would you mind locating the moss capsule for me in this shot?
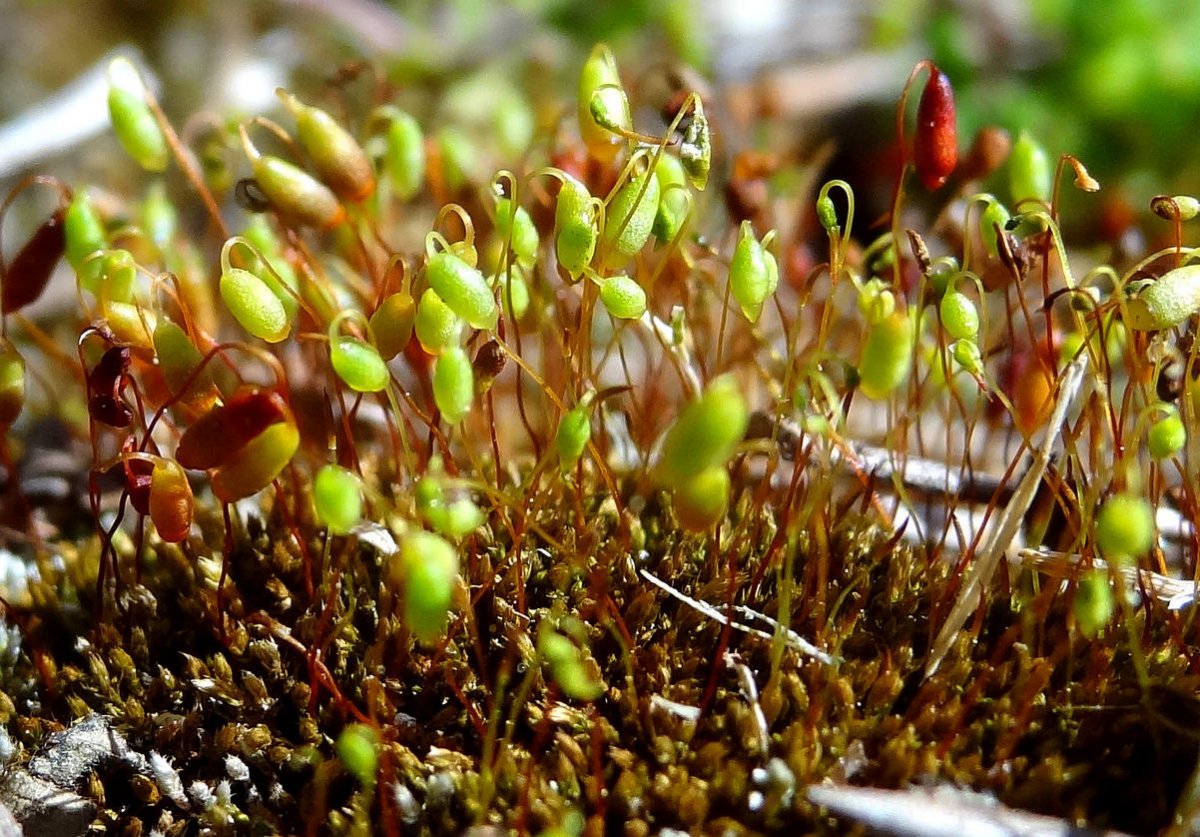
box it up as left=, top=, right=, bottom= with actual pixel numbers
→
left=729, top=221, right=778, bottom=324
left=314, top=464, right=364, bottom=535
left=211, top=419, right=300, bottom=503
left=414, top=289, right=464, bottom=355
left=336, top=724, right=379, bottom=787
left=220, top=267, right=290, bottom=343
left=494, top=197, right=539, bottom=269
left=601, top=163, right=660, bottom=269
left=599, top=274, right=646, bottom=320
left=671, top=465, right=731, bottom=532
left=940, top=289, right=979, bottom=340
left=1125, top=265, right=1200, bottom=331
left=1148, top=410, right=1186, bottom=459
left=538, top=621, right=603, bottom=701
left=381, top=108, right=425, bottom=201
left=980, top=198, right=1010, bottom=259
left=652, top=374, right=749, bottom=488
left=370, top=292, right=416, bottom=360
left=106, top=57, right=168, bottom=172
left=857, top=310, right=914, bottom=400
left=1095, top=492, right=1154, bottom=564
left=278, top=89, right=375, bottom=203
left=1009, top=131, right=1052, bottom=206
left=395, top=530, right=459, bottom=644
left=0, top=345, right=25, bottom=428
left=555, top=175, right=599, bottom=280
left=148, top=458, right=193, bottom=543
left=577, top=44, right=630, bottom=162
left=4, top=208, right=65, bottom=314
left=426, top=250, right=498, bottom=331
left=432, top=346, right=473, bottom=425
left=1074, top=570, right=1113, bottom=639
left=64, top=191, right=107, bottom=286
left=153, top=319, right=216, bottom=406
left=330, top=334, right=389, bottom=393
left=652, top=152, right=690, bottom=243
left=555, top=406, right=591, bottom=471
left=912, top=66, right=957, bottom=191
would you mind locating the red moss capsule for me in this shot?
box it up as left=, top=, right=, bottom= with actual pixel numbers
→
left=4, top=208, right=66, bottom=314
left=87, top=345, right=133, bottom=428
left=175, top=388, right=290, bottom=471
left=148, top=458, right=193, bottom=542
left=912, top=66, right=957, bottom=191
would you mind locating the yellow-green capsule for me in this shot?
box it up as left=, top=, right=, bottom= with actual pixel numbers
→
left=314, top=464, right=364, bottom=535
left=671, top=465, right=730, bottom=532
left=336, top=724, right=379, bottom=786
left=426, top=251, right=498, bottom=331
left=1148, top=410, right=1186, bottom=460
left=601, top=164, right=660, bottom=269
left=394, top=530, right=460, bottom=644
left=90, top=249, right=137, bottom=302
left=857, top=310, right=914, bottom=400
left=106, top=57, right=168, bottom=173
left=211, top=419, right=300, bottom=503
left=729, top=221, right=778, bottom=323
left=370, top=292, right=416, bottom=360
left=494, top=197, right=539, bottom=269
left=414, top=289, right=464, bottom=355
left=652, top=152, right=690, bottom=243
left=380, top=107, right=425, bottom=201
left=0, top=345, right=25, bottom=428
left=1074, top=570, right=1114, bottom=639
left=652, top=374, right=748, bottom=488
left=64, top=191, right=107, bottom=287
left=599, top=274, right=646, bottom=320
left=153, top=319, right=215, bottom=404
left=979, top=198, right=1010, bottom=259
left=141, top=181, right=177, bottom=251
left=1125, top=265, right=1200, bottom=331
left=432, top=346, right=473, bottom=425
left=940, top=289, right=979, bottom=340
left=1009, top=131, right=1052, bottom=206
left=538, top=621, right=603, bottom=701
left=555, top=175, right=598, bottom=280
left=577, top=44, right=630, bottom=162
left=1095, top=493, right=1154, bottom=564
left=330, top=333, right=390, bottom=393
left=220, top=267, right=290, bottom=343
left=278, top=89, right=375, bottom=203
left=555, top=406, right=591, bottom=471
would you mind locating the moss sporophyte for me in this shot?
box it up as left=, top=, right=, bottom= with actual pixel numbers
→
left=0, top=35, right=1195, bottom=835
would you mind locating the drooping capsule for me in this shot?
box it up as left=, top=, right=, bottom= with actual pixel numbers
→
left=3, top=208, right=65, bottom=314
left=278, top=89, right=375, bottom=203
left=425, top=251, right=498, bottom=331
left=652, top=374, right=748, bottom=488
left=432, top=346, right=474, bottom=425
left=240, top=126, right=344, bottom=230
left=577, top=44, right=631, bottom=162
left=106, top=57, right=168, bottom=173
left=554, top=175, right=599, bottom=280
left=1125, top=265, right=1200, bottom=331
left=728, top=221, right=778, bottom=324
left=601, top=162, right=660, bottom=269
left=857, top=310, right=914, bottom=400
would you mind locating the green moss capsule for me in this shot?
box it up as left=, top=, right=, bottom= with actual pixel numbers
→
left=370, top=292, right=416, bottom=360
left=241, top=126, right=344, bottom=230
left=0, top=345, right=25, bottom=428
left=330, top=331, right=389, bottom=393
left=415, top=289, right=464, bottom=355
left=652, top=374, right=749, bottom=488
left=90, top=249, right=136, bottom=303
left=314, top=464, right=364, bottom=535
left=1009, top=131, right=1052, bottom=206
left=240, top=217, right=300, bottom=324
left=64, top=191, right=107, bottom=287
left=336, top=724, right=379, bottom=787
left=141, top=181, right=177, bottom=250
left=652, top=152, right=690, bottom=243
left=555, top=406, right=591, bottom=471
left=381, top=107, right=425, bottom=201
left=278, top=89, right=375, bottom=203
left=671, top=465, right=730, bottom=532
left=1125, top=265, right=1200, bottom=331
left=858, top=310, right=914, bottom=400
left=501, top=269, right=530, bottom=321
left=106, top=57, right=168, bottom=173
left=494, top=197, right=539, bottom=269
left=555, top=175, right=599, bottom=280
left=940, top=288, right=979, bottom=340
left=1095, top=492, right=1154, bottom=564
left=220, top=267, right=290, bottom=343
left=394, top=530, right=459, bottom=644
left=578, top=44, right=630, bottom=162
left=1074, top=570, right=1114, bottom=639
left=153, top=319, right=215, bottom=405
left=433, top=346, right=473, bottom=425
left=601, top=163, right=660, bottom=269
left=729, top=221, right=778, bottom=323
left=599, top=274, right=646, bottom=320
left=538, top=621, right=603, bottom=701
left=1148, top=410, right=1186, bottom=459
left=979, top=198, right=1010, bottom=259
left=426, top=251, right=498, bottom=331
left=951, top=339, right=983, bottom=376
